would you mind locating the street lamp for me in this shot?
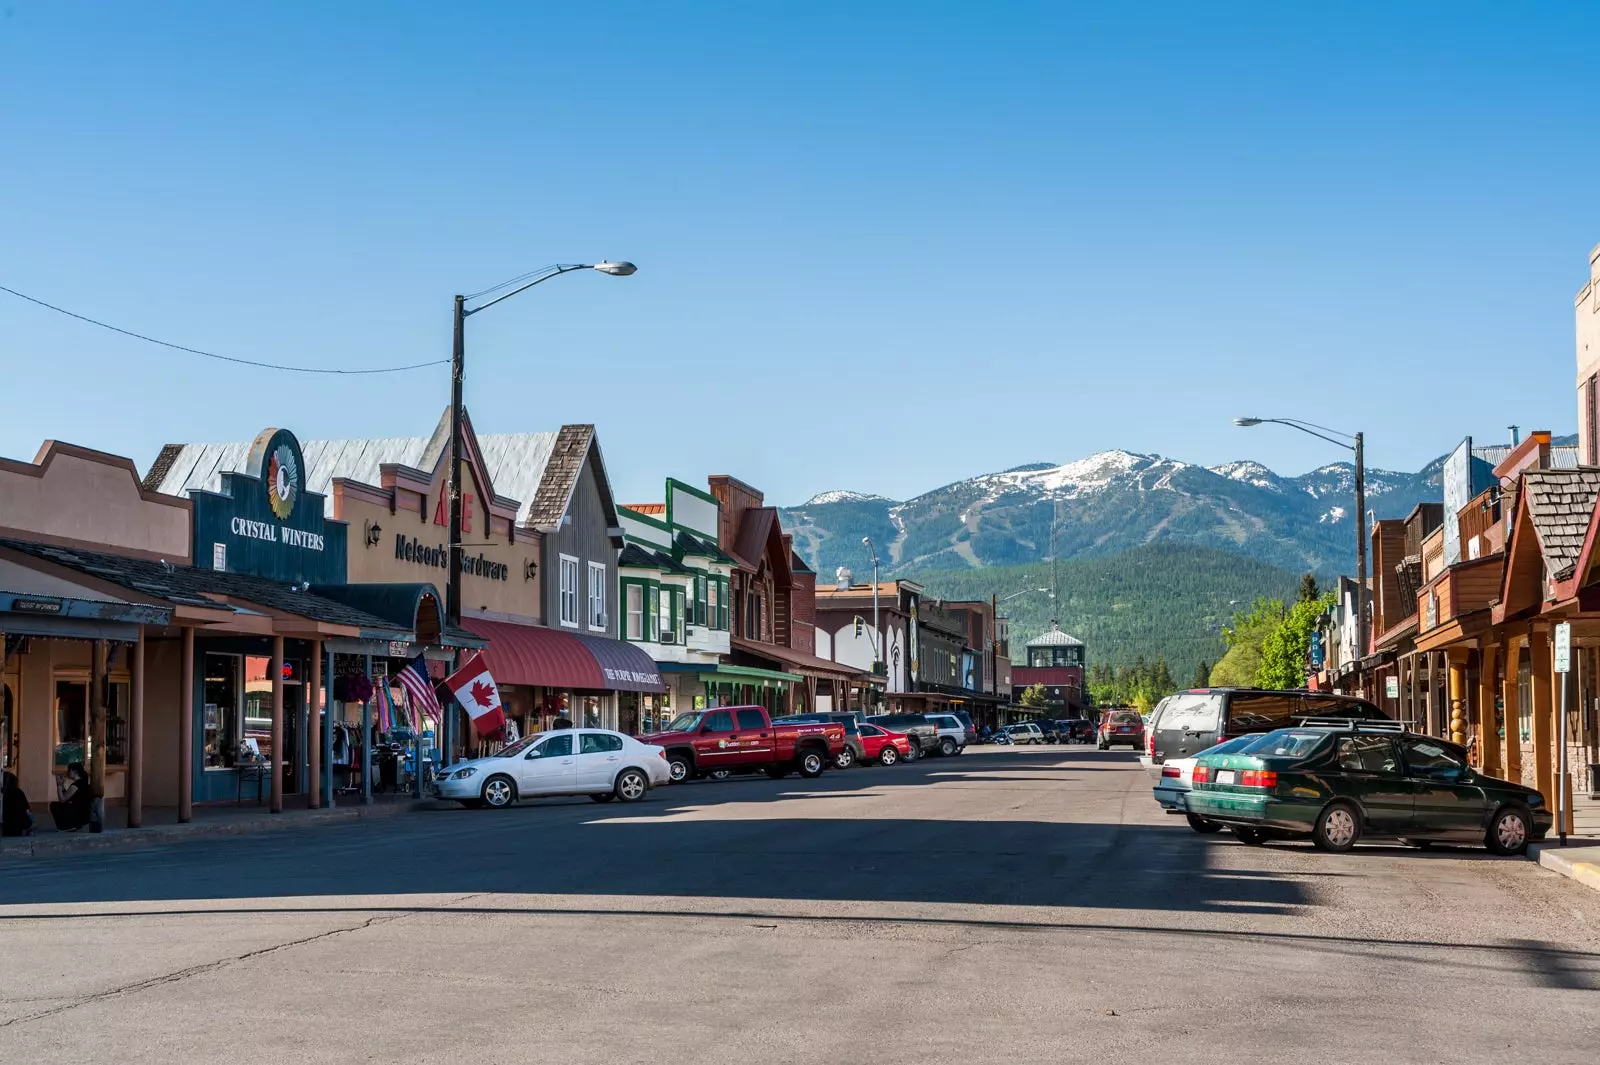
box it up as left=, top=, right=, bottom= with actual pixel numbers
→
left=862, top=537, right=882, bottom=678
left=1234, top=416, right=1367, bottom=691
left=445, top=262, right=636, bottom=760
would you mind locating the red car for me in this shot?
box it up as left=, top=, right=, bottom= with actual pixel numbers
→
left=643, top=705, right=845, bottom=782
left=1097, top=709, right=1145, bottom=750
left=856, top=722, right=913, bottom=766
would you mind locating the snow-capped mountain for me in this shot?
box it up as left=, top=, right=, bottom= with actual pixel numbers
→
left=781, top=448, right=1441, bottom=580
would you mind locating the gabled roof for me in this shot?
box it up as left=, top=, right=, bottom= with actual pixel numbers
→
left=674, top=530, right=734, bottom=565
left=480, top=424, right=619, bottom=532
left=1027, top=622, right=1084, bottom=648
left=618, top=542, right=689, bottom=574
left=732, top=507, right=791, bottom=584
left=1522, top=469, right=1600, bottom=581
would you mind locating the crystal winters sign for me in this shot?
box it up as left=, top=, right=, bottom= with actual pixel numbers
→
left=189, top=427, right=349, bottom=584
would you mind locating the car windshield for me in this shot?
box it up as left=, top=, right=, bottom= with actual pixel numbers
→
left=493, top=734, right=543, bottom=759
left=1197, top=735, right=1256, bottom=757
left=1239, top=730, right=1331, bottom=760
left=664, top=712, right=703, bottom=732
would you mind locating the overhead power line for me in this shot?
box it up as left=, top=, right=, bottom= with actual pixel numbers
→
left=0, top=283, right=448, bottom=376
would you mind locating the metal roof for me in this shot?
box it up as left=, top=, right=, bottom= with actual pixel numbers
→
left=1026, top=622, right=1084, bottom=648
left=475, top=432, right=559, bottom=526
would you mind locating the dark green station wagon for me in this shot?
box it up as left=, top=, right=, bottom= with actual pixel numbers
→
left=1185, top=722, right=1552, bottom=854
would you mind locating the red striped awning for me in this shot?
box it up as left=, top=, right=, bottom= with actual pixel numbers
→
left=459, top=618, right=665, bottom=693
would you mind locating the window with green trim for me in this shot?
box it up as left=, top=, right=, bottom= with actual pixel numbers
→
left=717, top=577, right=729, bottom=630
left=695, top=575, right=708, bottom=627
left=624, top=581, right=645, bottom=641
left=647, top=584, right=660, bottom=641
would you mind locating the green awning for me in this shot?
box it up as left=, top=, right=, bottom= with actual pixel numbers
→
left=697, top=664, right=803, bottom=687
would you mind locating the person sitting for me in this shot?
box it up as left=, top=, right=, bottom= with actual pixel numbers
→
left=2, top=770, right=33, bottom=836
left=49, top=762, right=92, bottom=832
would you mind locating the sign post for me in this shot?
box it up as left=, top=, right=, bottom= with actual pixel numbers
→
left=1554, top=621, right=1571, bottom=846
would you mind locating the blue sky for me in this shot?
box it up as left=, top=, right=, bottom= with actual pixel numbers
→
left=3, top=2, right=1597, bottom=506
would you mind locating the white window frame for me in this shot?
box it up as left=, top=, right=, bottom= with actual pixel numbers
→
left=625, top=583, right=644, bottom=641
left=558, top=554, right=580, bottom=628
left=659, top=585, right=675, bottom=643
left=587, top=560, right=607, bottom=632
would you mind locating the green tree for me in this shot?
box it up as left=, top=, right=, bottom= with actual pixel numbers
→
left=1192, top=660, right=1212, bottom=688
left=1298, top=572, right=1321, bottom=603
left=1257, top=593, right=1336, bottom=689
left=1209, top=597, right=1285, bottom=688
left=1020, top=684, right=1048, bottom=708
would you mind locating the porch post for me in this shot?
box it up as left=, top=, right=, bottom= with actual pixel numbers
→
left=361, top=653, right=373, bottom=805
left=129, top=626, right=145, bottom=828
left=1501, top=636, right=1521, bottom=785
left=180, top=626, right=194, bottom=822
left=1477, top=643, right=1500, bottom=777
left=1447, top=649, right=1469, bottom=747
left=308, top=640, right=322, bottom=809
left=1530, top=626, right=1554, bottom=802
left=324, top=648, right=335, bottom=805
left=270, top=634, right=285, bottom=813
left=88, top=639, right=106, bottom=832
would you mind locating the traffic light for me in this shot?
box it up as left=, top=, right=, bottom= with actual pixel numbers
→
left=854, top=617, right=864, bottom=637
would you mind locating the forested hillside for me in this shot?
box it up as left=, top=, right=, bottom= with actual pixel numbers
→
left=912, top=543, right=1300, bottom=683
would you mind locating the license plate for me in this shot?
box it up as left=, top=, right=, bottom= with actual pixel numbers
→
left=1215, top=770, right=1236, bottom=785
left=1117, top=727, right=1132, bottom=733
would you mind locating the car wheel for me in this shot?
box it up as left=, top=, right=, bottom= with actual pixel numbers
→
left=614, top=768, right=649, bottom=803
left=879, top=746, right=900, bottom=766
left=590, top=792, right=615, bottom=803
left=456, top=798, right=484, bottom=809
left=1232, top=826, right=1269, bottom=846
left=939, top=738, right=957, bottom=757
left=765, top=766, right=790, bottom=780
left=1186, top=813, right=1224, bottom=834
left=834, top=746, right=856, bottom=771
left=903, top=743, right=919, bottom=762
left=1312, top=802, right=1361, bottom=853
left=667, top=754, right=693, bottom=784
left=481, top=775, right=516, bottom=809
left=798, top=750, right=826, bottom=778
left=1486, top=806, right=1531, bottom=856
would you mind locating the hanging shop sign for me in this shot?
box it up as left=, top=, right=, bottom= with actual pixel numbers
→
left=189, top=428, right=349, bottom=585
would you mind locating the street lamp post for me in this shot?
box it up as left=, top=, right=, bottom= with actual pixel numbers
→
left=863, top=537, right=882, bottom=680
left=444, top=262, right=636, bottom=762
left=1234, top=416, right=1367, bottom=693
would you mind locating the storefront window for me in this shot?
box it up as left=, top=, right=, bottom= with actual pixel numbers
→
left=2, top=680, right=14, bottom=771
left=581, top=695, right=601, bottom=729
left=54, top=679, right=88, bottom=767
left=204, top=653, right=241, bottom=769
left=106, top=681, right=129, bottom=766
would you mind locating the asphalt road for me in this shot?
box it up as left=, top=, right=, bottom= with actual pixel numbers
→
left=3, top=745, right=1598, bottom=1064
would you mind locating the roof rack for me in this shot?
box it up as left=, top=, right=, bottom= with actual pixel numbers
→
left=1294, top=716, right=1406, bottom=733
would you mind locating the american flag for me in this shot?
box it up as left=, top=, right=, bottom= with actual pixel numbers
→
left=395, top=654, right=441, bottom=719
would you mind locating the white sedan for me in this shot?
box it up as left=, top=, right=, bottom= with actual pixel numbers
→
left=433, top=728, right=671, bottom=809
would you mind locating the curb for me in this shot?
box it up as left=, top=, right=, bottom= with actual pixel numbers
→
left=0, top=800, right=441, bottom=860
left=1527, top=840, right=1600, bottom=895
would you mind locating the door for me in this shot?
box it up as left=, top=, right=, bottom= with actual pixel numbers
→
left=1153, top=691, right=1224, bottom=761
left=518, top=732, right=576, bottom=796
left=574, top=731, right=625, bottom=789
left=693, top=710, right=736, bottom=767
left=1400, top=736, right=1483, bottom=840
left=732, top=709, right=773, bottom=763
left=1333, top=734, right=1413, bottom=834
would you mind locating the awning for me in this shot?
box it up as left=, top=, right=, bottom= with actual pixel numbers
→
left=661, top=662, right=803, bottom=687
left=730, top=636, right=873, bottom=682
left=460, top=617, right=666, bottom=692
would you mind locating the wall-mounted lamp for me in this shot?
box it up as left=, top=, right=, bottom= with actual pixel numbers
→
left=524, top=559, right=538, bottom=582
left=364, top=520, right=383, bottom=547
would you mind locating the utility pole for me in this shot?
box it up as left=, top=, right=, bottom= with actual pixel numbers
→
left=1354, top=432, right=1368, bottom=698
left=445, top=293, right=466, bottom=768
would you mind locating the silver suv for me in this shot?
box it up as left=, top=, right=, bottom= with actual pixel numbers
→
left=925, top=713, right=968, bottom=757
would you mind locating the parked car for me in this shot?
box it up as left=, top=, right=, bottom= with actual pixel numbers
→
left=1002, top=722, right=1046, bottom=745
left=866, top=713, right=939, bottom=760
left=925, top=713, right=969, bottom=756
left=1148, top=688, right=1391, bottom=765
left=948, top=710, right=979, bottom=746
left=855, top=722, right=913, bottom=765
left=1185, top=722, right=1551, bottom=854
left=644, top=706, right=845, bottom=782
left=1058, top=717, right=1094, bottom=744
left=1097, top=709, right=1145, bottom=749
left=773, top=712, right=867, bottom=770
left=433, top=728, right=671, bottom=809
left=1152, top=735, right=1261, bottom=833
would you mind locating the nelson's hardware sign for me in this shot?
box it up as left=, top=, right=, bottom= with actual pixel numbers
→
left=394, top=534, right=509, bottom=581
left=189, top=428, right=348, bottom=585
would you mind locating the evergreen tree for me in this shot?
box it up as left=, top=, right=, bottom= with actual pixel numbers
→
left=1298, top=572, right=1321, bottom=603
left=1192, top=660, right=1212, bottom=688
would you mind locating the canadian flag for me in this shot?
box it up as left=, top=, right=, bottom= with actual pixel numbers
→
left=444, top=651, right=506, bottom=737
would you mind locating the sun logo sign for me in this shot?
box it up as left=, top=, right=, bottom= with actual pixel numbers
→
left=266, top=444, right=299, bottom=520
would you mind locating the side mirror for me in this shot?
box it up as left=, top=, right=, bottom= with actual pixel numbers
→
left=525, top=748, right=542, bottom=759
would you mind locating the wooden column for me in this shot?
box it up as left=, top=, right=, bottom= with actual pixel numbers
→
left=1477, top=643, right=1500, bottom=777
left=1447, top=649, right=1469, bottom=747
left=1501, top=636, right=1521, bottom=785
left=129, top=627, right=146, bottom=828
left=180, top=626, right=194, bottom=822
left=270, top=634, right=285, bottom=813
left=308, top=640, right=322, bottom=809
left=1530, top=627, right=1554, bottom=802
left=88, top=639, right=107, bottom=832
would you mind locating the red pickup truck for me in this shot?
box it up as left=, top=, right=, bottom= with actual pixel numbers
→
left=644, top=705, right=845, bottom=783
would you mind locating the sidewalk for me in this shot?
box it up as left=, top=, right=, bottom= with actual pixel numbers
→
left=1526, top=794, right=1600, bottom=894
left=1, top=791, right=439, bottom=859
